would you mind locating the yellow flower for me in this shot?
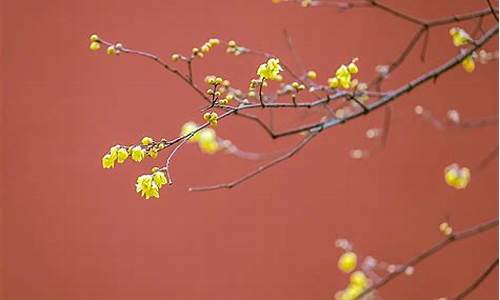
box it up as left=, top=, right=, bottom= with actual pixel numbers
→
left=335, top=65, right=352, bottom=89
left=449, top=27, right=471, bottom=47
left=257, top=58, right=283, bottom=80
left=89, top=34, right=99, bottom=42
left=141, top=136, right=154, bottom=146
left=117, top=148, right=129, bottom=163
left=350, top=271, right=368, bottom=288
left=153, top=171, right=168, bottom=188
left=131, top=146, right=145, bottom=162
left=102, top=154, right=115, bottom=168
left=444, top=164, right=471, bottom=189
left=462, top=55, right=475, bottom=73
left=181, top=121, right=201, bottom=142
left=328, top=77, right=340, bottom=89
left=338, top=251, right=357, bottom=273
left=89, top=41, right=100, bottom=51
left=135, top=175, right=160, bottom=199
left=198, top=128, right=219, bottom=154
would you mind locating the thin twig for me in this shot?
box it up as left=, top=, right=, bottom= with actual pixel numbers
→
left=449, top=257, right=499, bottom=300
left=485, top=0, right=499, bottom=21
left=189, top=133, right=317, bottom=191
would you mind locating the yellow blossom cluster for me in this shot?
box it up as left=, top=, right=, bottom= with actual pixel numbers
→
left=180, top=122, right=219, bottom=154
left=335, top=251, right=370, bottom=300
left=257, top=58, right=283, bottom=81
left=101, top=137, right=163, bottom=168
left=171, top=38, right=220, bottom=61
left=203, top=111, right=219, bottom=127
left=88, top=33, right=122, bottom=56
left=444, top=163, right=471, bottom=189
left=136, top=168, right=168, bottom=199
left=448, top=28, right=477, bottom=73
left=328, top=58, right=359, bottom=89
left=204, top=75, right=233, bottom=105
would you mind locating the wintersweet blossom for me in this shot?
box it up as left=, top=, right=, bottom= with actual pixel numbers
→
left=444, top=163, right=471, bottom=189
left=329, top=58, right=359, bottom=89
left=462, top=55, right=475, bottom=73
left=136, top=175, right=159, bottom=199
left=257, top=58, right=283, bottom=80
left=181, top=121, right=201, bottom=142
left=449, top=27, right=471, bottom=47
left=135, top=170, right=168, bottom=199
left=198, top=128, right=219, bottom=154
left=131, top=146, right=146, bottom=162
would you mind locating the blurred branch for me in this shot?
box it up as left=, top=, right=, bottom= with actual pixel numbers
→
left=355, top=218, right=499, bottom=300
left=485, top=0, right=499, bottom=21
left=449, top=257, right=498, bottom=300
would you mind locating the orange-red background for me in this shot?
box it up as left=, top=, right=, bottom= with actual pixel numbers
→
left=1, top=0, right=498, bottom=299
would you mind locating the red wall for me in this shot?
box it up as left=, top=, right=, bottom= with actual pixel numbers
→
left=1, top=0, right=498, bottom=299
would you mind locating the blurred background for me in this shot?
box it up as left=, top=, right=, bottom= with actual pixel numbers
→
left=1, top=0, right=498, bottom=299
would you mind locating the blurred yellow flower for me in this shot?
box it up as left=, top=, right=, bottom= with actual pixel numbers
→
left=444, top=163, right=471, bottom=189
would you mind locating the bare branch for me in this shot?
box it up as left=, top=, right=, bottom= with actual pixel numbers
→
left=189, top=133, right=316, bottom=191
left=449, top=257, right=498, bottom=300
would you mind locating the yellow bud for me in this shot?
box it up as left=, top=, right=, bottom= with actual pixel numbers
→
left=148, top=149, right=158, bottom=158
left=462, top=56, right=475, bottom=73
left=338, top=252, right=357, bottom=273
left=350, top=271, right=368, bottom=288
left=328, top=77, right=340, bottom=89
left=209, top=38, right=220, bottom=46
left=291, top=82, right=300, bottom=89
left=228, top=40, right=236, bottom=47
left=201, top=45, right=210, bottom=53
left=106, top=45, right=118, bottom=55
left=141, top=136, right=154, bottom=146
left=306, top=70, right=317, bottom=79
left=348, top=63, right=359, bottom=74
left=89, top=34, right=99, bottom=42
left=89, top=41, right=101, bottom=51
left=171, top=54, right=181, bottom=61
